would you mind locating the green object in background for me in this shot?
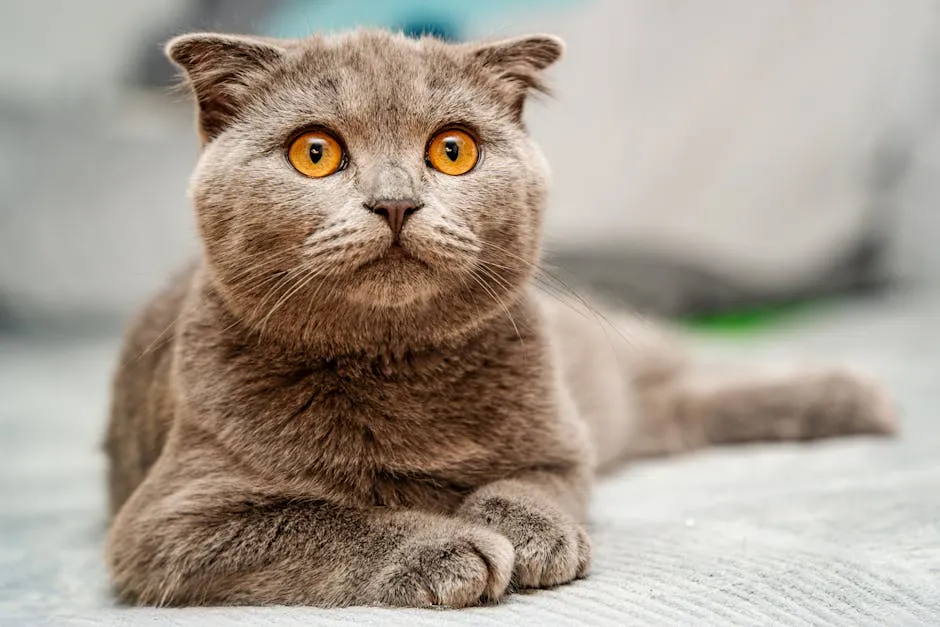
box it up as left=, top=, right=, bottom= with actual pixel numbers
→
left=682, top=302, right=809, bottom=334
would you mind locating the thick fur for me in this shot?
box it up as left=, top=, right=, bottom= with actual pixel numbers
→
left=105, top=29, right=896, bottom=608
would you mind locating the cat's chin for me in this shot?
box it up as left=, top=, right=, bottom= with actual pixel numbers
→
left=346, top=256, right=440, bottom=308
left=346, top=282, right=439, bottom=309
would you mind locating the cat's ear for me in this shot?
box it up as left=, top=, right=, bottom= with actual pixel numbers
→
left=469, top=34, right=565, bottom=119
left=165, top=33, right=288, bottom=143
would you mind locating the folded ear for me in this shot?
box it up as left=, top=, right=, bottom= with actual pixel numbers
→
left=165, top=33, right=287, bottom=143
left=470, top=34, right=564, bottom=120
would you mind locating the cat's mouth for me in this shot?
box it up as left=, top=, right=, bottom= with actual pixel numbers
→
left=346, top=240, right=438, bottom=305
left=384, top=243, right=410, bottom=260
left=357, top=241, right=430, bottom=273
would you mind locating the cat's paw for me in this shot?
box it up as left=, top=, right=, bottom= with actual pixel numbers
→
left=459, top=494, right=591, bottom=589
left=373, top=525, right=514, bottom=608
left=803, top=370, right=898, bottom=438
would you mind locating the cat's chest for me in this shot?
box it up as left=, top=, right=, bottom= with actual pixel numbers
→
left=305, top=371, right=496, bottom=469
left=285, top=365, right=547, bottom=508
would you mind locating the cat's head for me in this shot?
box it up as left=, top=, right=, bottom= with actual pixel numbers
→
left=167, top=30, right=562, bottom=347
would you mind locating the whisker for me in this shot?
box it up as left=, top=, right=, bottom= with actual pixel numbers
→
left=479, top=241, right=638, bottom=356
left=246, top=265, right=311, bottom=328
left=258, top=266, right=321, bottom=338
left=127, top=305, right=191, bottom=366
left=129, top=260, right=293, bottom=363
left=476, top=260, right=623, bottom=368
left=125, top=257, right=290, bottom=365
left=474, top=262, right=516, bottom=295
left=300, top=265, right=337, bottom=335
left=221, top=253, right=295, bottom=284
left=467, top=267, right=524, bottom=345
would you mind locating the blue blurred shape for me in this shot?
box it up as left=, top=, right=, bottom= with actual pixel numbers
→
left=398, top=16, right=459, bottom=41
left=265, top=0, right=579, bottom=40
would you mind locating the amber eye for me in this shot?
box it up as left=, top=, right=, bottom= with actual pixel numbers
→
left=426, top=129, right=479, bottom=176
left=288, top=131, right=345, bottom=178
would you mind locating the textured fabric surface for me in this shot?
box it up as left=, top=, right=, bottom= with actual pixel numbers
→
left=2, top=293, right=939, bottom=626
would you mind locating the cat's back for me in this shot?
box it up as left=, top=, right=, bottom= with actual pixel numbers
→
left=105, top=261, right=197, bottom=516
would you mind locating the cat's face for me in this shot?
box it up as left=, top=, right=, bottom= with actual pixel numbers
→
left=168, top=30, right=562, bottom=341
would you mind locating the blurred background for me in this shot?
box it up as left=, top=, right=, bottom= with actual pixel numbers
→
left=2, top=0, right=940, bottom=332
left=3, top=2, right=940, bottom=622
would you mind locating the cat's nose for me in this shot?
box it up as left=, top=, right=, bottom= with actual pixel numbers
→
left=365, top=199, right=422, bottom=239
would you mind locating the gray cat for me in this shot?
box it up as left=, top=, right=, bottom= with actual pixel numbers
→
left=105, top=30, right=896, bottom=608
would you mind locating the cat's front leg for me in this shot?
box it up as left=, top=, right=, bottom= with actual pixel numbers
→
left=107, top=458, right=514, bottom=607
left=456, top=469, right=592, bottom=589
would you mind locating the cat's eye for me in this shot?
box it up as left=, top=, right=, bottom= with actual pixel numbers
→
left=426, top=129, right=479, bottom=176
left=288, top=131, right=345, bottom=178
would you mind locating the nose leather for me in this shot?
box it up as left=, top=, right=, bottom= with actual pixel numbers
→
left=366, top=199, right=421, bottom=239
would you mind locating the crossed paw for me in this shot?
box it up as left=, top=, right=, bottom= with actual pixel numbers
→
left=372, top=497, right=591, bottom=608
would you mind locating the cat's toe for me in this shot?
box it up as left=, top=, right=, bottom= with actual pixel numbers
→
left=815, top=371, right=898, bottom=437
left=460, top=494, right=591, bottom=589
left=511, top=513, right=589, bottom=588
left=374, top=526, right=514, bottom=608
left=575, top=525, right=592, bottom=578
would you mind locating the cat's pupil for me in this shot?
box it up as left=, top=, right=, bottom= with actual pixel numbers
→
left=444, top=139, right=459, bottom=162
left=309, top=142, right=324, bottom=164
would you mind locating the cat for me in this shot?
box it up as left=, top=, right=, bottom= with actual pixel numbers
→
left=104, top=29, right=896, bottom=608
